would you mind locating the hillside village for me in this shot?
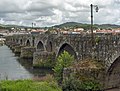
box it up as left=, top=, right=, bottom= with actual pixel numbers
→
left=0, top=22, right=120, bottom=35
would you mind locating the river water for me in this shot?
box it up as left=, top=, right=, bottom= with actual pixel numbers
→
left=0, top=45, right=52, bottom=80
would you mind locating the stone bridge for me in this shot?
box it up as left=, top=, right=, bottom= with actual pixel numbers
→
left=5, top=33, right=120, bottom=89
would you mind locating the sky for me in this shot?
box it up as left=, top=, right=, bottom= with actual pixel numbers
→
left=0, top=0, right=120, bottom=27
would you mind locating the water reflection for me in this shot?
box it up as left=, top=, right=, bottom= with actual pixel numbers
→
left=17, top=58, right=53, bottom=77
left=0, top=43, right=4, bottom=46
left=0, top=45, right=52, bottom=80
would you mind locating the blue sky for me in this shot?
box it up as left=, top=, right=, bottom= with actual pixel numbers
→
left=0, top=0, right=120, bottom=27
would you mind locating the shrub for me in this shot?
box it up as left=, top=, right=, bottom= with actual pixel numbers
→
left=53, top=51, right=74, bottom=84
left=62, top=75, right=82, bottom=91
left=62, top=75, right=102, bottom=91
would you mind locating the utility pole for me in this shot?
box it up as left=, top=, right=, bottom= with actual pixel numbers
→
left=90, top=4, right=99, bottom=46
left=32, top=23, right=34, bottom=29
left=91, top=4, right=94, bottom=46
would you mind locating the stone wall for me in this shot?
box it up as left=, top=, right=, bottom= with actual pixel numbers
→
left=20, top=47, right=36, bottom=59
left=63, top=59, right=106, bottom=90
left=33, top=51, right=55, bottom=68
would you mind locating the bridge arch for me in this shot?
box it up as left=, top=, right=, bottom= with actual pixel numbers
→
left=106, top=56, right=120, bottom=88
left=16, top=39, right=19, bottom=43
left=37, top=41, right=44, bottom=51
left=107, top=56, right=120, bottom=74
left=26, top=40, right=31, bottom=46
left=20, top=39, right=23, bottom=45
left=57, top=43, right=77, bottom=59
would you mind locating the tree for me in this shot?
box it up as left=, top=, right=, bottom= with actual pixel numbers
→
left=53, top=51, right=74, bottom=84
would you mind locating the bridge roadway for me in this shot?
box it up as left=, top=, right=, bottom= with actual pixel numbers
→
left=5, top=33, right=120, bottom=89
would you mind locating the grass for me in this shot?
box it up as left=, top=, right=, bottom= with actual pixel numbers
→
left=0, top=79, right=62, bottom=91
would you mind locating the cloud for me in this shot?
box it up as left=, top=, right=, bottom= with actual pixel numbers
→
left=0, top=0, right=119, bottom=27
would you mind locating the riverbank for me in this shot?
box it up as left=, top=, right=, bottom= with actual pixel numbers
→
left=0, top=79, right=62, bottom=91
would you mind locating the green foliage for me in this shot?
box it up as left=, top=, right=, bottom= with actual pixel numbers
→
left=95, top=37, right=100, bottom=44
left=62, top=75, right=82, bottom=91
left=34, top=58, right=55, bottom=68
left=52, top=22, right=99, bottom=31
left=0, top=80, right=62, bottom=91
left=62, top=58, right=103, bottom=91
left=80, top=80, right=101, bottom=91
left=43, top=54, right=56, bottom=68
left=51, top=22, right=120, bottom=30
left=62, top=75, right=102, bottom=91
left=53, top=51, right=74, bottom=84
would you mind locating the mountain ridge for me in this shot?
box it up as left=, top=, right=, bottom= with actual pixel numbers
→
left=52, top=22, right=120, bottom=30
left=0, top=22, right=120, bottom=30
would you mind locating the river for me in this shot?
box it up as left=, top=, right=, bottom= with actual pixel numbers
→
left=0, top=45, right=52, bottom=80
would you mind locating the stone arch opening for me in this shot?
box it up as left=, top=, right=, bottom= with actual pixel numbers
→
left=26, top=40, right=31, bottom=46
left=32, top=36, right=35, bottom=47
left=16, top=39, right=19, bottom=43
left=37, top=41, right=44, bottom=51
left=20, top=39, right=22, bottom=45
left=106, top=56, right=120, bottom=88
left=57, top=43, right=77, bottom=59
left=12, top=38, right=15, bottom=42
left=108, top=56, right=120, bottom=74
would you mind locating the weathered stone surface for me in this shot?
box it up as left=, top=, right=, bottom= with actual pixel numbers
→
left=14, top=45, right=25, bottom=56
left=63, top=59, right=106, bottom=89
left=10, top=43, right=20, bottom=51
left=105, top=57, right=120, bottom=89
left=20, top=47, right=36, bottom=59
left=33, top=51, right=55, bottom=68
left=14, top=45, right=25, bottom=52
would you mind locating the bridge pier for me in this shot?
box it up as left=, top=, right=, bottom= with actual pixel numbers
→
left=33, top=51, right=55, bottom=68
left=20, top=47, right=36, bottom=59
left=9, top=43, right=20, bottom=52
left=14, top=45, right=25, bottom=56
left=5, top=41, right=12, bottom=47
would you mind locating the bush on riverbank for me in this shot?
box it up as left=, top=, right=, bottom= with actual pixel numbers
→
left=53, top=51, right=74, bottom=84
left=53, top=51, right=103, bottom=91
left=62, top=75, right=102, bottom=91
left=0, top=79, right=62, bottom=91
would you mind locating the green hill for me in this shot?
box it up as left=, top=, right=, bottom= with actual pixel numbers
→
left=52, top=22, right=120, bottom=30
left=0, top=22, right=120, bottom=30
left=52, top=22, right=97, bottom=30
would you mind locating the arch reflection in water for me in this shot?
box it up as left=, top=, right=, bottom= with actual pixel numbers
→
left=17, top=58, right=53, bottom=77
left=0, top=45, right=52, bottom=80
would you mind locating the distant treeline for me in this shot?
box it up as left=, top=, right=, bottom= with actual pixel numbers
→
left=50, top=22, right=120, bottom=30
